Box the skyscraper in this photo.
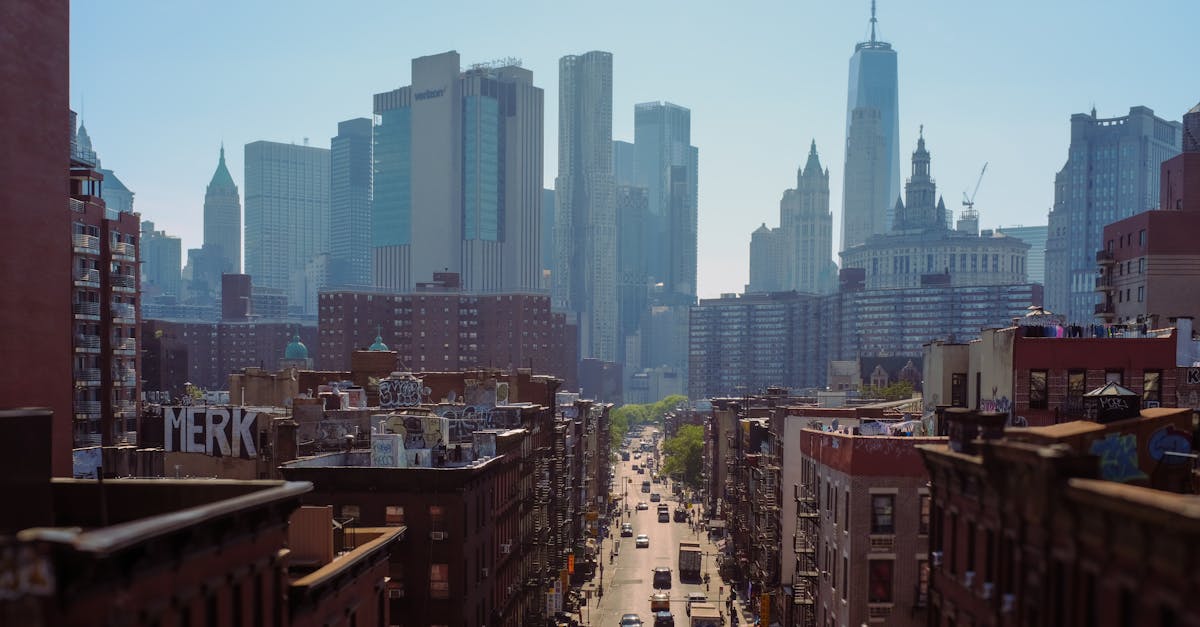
[747,141,836,295]
[841,1,900,251]
[204,145,241,275]
[140,220,182,299]
[781,141,836,294]
[372,51,543,293]
[329,118,373,288]
[634,102,698,302]
[555,51,617,362]
[243,140,330,314]
[1044,106,1181,320]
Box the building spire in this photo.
[870,0,877,43]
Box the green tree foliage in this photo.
[608,395,688,450]
[661,424,704,489]
[859,381,915,402]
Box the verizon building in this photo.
[372,51,544,293]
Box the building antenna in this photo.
[870,0,877,44]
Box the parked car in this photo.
[653,611,674,627]
[620,614,643,627]
[658,511,670,523]
[621,522,634,537]
[652,566,673,589]
[636,534,650,548]
[637,501,649,510]
[650,592,670,612]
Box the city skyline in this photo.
[68,1,1199,298]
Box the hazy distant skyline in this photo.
[69,1,1199,298]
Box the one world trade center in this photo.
[841,1,900,252]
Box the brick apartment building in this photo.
[793,426,939,627]
[71,128,142,447]
[924,320,1192,427]
[919,406,1198,627]
[1,0,73,475]
[142,319,318,394]
[318,283,577,387]
[0,409,402,627]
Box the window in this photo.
[917,560,930,606]
[1139,229,1146,247]
[1106,370,1123,386]
[951,373,967,407]
[1143,370,1161,404]
[918,494,931,535]
[386,505,405,526]
[1138,286,1144,302]
[842,556,848,599]
[966,520,976,572]
[429,505,445,530]
[1029,370,1048,409]
[341,504,360,520]
[868,560,894,603]
[430,563,450,599]
[1138,258,1145,274]
[844,490,849,530]
[871,494,895,534]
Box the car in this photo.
[658,511,669,523]
[685,592,708,615]
[650,592,670,612]
[637,501,648,510]
[620,614,643,627]
[653,611,675,627]
[673,508,687,522]
[652,566,673,589]
[621,522,634,537]
[635,534,650,548]
[652,476,661,484]
[650,493,661,502]
[634,452,642,459]
[631,464,639,471]
[637,467,645,474]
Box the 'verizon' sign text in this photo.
[164,407,259,458]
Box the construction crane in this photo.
[962,162,988,211]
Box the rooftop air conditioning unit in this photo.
[430,531,447,541]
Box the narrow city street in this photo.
[573,429,750,627]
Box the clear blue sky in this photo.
[70,0,1199,298]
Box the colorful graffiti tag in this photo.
[1089,432,1148,483]
[1148,425,1192,464]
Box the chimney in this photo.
[945,407,980,454]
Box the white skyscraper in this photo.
[555,51,617,362]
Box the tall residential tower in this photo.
[841,1,900,251]
[1044,106,1181,320]
[555,51,617,362]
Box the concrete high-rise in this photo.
[329,118,373,288]
[372,51,543,293]
[841,2,900,251]
[244,140,330,314]
[204,145,241,275]
[555,51,617,362]
[993,225,1048,285]
[634,102,698,302]
[1044,106,1181,321]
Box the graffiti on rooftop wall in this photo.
[1089,432,1148,483]
[379,376,427,409]
[1149,425,1192,464]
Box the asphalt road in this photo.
[578,430,735,627]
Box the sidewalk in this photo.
[691,519,752,626]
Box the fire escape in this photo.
[791,473,819,627]
[749,454,780,596]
